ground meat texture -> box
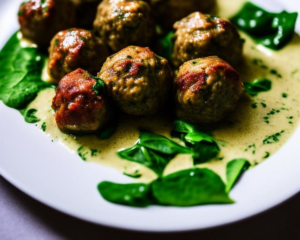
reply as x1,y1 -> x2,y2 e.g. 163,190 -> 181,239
98,46 -> 172,116
175,56 -> 244,124
18,0 -> 76,48
172,12 -> 244,68
52,68 -> 111,134
150,0 -> 216,30
48,28 -> 109,82
93,0 -> 155,52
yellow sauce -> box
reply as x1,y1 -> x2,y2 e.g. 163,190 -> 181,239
28,0 -> 300,183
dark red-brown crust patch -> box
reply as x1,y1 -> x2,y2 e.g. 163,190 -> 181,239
177,72 -> 207,92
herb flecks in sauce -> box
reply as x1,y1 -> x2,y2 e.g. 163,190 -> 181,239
263,130 -> 285,144
231,2 -> 298,50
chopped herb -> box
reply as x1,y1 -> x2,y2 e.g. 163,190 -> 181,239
251,102 -> 257,109
244,79 -> 272,96
92,77 -> 106,95
91,149 -> 98,157
54,39 -> 59,46
123,171 -> 142,179
77,146 -> 89,161
270,69 -> 282,78
80,36 -> 88,42
263,152 -> 270,159
261,102 -> 267,108
263,130 -> 285,144
282,93 -> 288,98
23,108 -> 40,123
41,122 -> 46,132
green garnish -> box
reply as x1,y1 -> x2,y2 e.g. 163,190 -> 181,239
244,79 -> 272,96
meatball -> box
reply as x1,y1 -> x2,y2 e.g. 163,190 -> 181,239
172,12 -> 243,68
98,46 -> 172,116
150,0 -> 216,30
175,56 -> 244,124
93,0 -> 155,52
70,0 -> 102,28
18,0 -> 76,48
52,68 -> 111,134
48,28 -> 109,82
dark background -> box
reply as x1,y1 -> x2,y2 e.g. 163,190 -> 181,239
0,176 -> 299,240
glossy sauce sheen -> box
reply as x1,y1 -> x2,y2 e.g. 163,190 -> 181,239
28,0 -> 300,183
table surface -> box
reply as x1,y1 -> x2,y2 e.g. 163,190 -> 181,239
0,176 -> 300,240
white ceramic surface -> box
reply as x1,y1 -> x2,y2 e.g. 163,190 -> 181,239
0,0 -> 300,232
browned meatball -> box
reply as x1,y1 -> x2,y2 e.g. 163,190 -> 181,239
52,68 -> 111,134
48,28 -> 109,82
175,56 -> 244,124
150,0 -> 216,30
93,0 -> 155,52
172,12 -> 244,68
98,46 -> 172,116
18,0 -> 76,48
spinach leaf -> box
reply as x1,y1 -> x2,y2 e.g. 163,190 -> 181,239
173,120 -> 214,143
98,181 -> 153,207
158,31 -> 174,61
173,120 -> 220,164
0,32 -> 50,109
244,79 -> 272,96
139,132 -> 192,155
118,143 -> 174,175
226,159 -> 251,192
23,108 -> 40,123
152,168 -> 233,206
231,2 -> 298,50
118,132 -> 192,175
193,142 -> 220,164
98,121 -> 118,140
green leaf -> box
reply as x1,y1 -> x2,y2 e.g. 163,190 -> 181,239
244,79 -> 272,96
193,141 -> 220,165
231,2 -> 298,50
98,181 -> 153,207
139,132 -> 192,155
158,31 -> 174,61
152,168 -> 234,206
226,159 -> 251,192
173,120 -> 220,164
118,132 -> 192,175
23,108 -> 40,123
92,77 -> 106,95
98,121 -> 118,139
118,144 -> 173,175
0,32 -> 50,109
174,120 -> 214,143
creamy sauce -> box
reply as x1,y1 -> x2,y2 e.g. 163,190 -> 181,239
28,0 -> 300,183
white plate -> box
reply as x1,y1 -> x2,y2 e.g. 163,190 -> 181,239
0,0 -> 300,232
